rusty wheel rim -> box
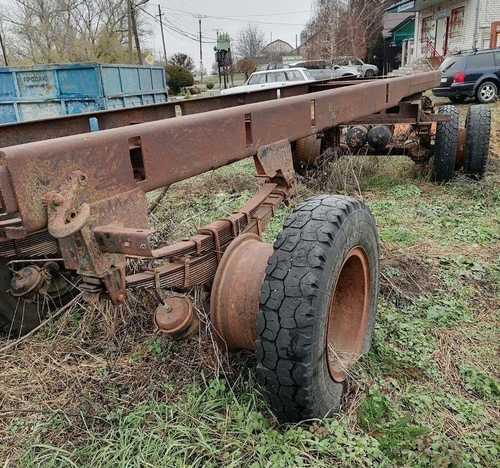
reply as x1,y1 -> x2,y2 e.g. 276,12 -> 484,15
326,246 -> 371,383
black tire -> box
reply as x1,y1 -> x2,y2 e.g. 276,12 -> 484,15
433,105 -> 459,182
464,105 -> 491,179
449,95 -> 466,104
256,195 -> 380,423
364,69 -> 375,78
0,262 -> 76,337
476,81 -> 497,104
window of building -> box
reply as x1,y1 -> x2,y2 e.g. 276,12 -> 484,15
449,7 -> 464,38
421,16 -> 434,41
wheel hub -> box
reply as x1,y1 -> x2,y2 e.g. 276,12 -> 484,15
10,266 -> 46,298
210,233 -> 273,351
326,247 -> 371,382
481,85 -> 495,101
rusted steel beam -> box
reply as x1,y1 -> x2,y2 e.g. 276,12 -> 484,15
0,71 -> 440,235
0,81 -> 331,148
0,76 -> 431,149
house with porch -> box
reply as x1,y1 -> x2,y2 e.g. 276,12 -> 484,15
387,0 -> 500,68
383,12 -> 416,73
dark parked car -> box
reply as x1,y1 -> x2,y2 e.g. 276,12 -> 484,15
433,48 -> 500,104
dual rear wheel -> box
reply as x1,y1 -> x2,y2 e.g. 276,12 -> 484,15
433,104 -> 491,182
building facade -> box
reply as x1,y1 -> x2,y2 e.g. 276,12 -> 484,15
383,12 -> 416,73
388,0 -> 500,65
258,40 -> 295,64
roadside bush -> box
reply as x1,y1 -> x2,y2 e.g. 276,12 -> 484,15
188,86 -> 202,95
166,65 -> 194,95
206,82 -> 215,90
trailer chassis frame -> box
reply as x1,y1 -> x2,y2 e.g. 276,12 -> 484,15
0,71 -> 441,318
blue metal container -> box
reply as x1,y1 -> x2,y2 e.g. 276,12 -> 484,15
0,63 -> 167,124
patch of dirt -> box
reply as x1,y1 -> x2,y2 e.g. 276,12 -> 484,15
380,253 -> 441,303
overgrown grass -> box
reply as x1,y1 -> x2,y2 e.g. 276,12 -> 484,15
1,103 -> 499,467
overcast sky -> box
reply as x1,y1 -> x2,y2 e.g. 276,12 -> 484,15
143,0 -> 314,70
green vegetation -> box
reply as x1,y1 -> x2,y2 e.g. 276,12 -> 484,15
166,65 -> 195,95
1,107 -> 499,467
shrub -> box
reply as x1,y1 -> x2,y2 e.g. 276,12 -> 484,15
236,58 -> 257,79
189,86 -> 202,95
206,82 -> 215,90
166,65 -> 194,95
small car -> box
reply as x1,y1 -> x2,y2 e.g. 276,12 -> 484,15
220,68 -> 314,96
332,56 -> 379,77
432,48 -> 500,104
290,60 -> 361,79
221,66 -> 359,96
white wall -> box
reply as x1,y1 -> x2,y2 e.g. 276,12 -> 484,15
412,0 -> 500,61
478,0 -> 500,47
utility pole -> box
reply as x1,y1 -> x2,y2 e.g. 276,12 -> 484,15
0,26 -> 8,66
130,1 -> 143,64
127,0 -> 133,63
158,4 -> 168,65
295,34 -> 298,51
198,17 -> 203,83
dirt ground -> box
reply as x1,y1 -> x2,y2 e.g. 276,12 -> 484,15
0,100 -> 498,467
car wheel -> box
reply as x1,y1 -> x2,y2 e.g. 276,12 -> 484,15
364,69 -> 375,78
464,105 -> 491,179
432,105 -> 460,182
476,81 -> 497,104
256,195 -> 379,423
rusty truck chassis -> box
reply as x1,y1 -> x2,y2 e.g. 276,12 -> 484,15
0,71 -> 442,333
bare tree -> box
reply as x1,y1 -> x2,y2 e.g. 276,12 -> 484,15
1,0 -> 150,64
236,58 -> 257,79
236,24 -> 265,59
168,52 -> 194,71
302,0 -> 392,60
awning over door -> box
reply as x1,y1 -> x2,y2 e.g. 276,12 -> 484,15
386,0 -> 447,13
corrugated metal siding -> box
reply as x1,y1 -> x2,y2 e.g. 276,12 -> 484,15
0,64 -> 167,125
58,67 -> 100,97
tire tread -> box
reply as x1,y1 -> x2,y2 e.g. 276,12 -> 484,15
256,195 -> 377,422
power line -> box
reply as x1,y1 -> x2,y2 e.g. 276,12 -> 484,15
137,6 -> 216,44
165,15 -> 216,41
203,15 -> 307,27
223,10 -> 311,18
160,5 -> 310,18
160,4 -> 307,27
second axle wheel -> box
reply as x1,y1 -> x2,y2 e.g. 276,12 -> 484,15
432,105 -> 460,182
256,195 -> 379,423
464,105 -> 491,179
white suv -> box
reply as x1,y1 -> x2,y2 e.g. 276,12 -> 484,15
221,68 -> 314,95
